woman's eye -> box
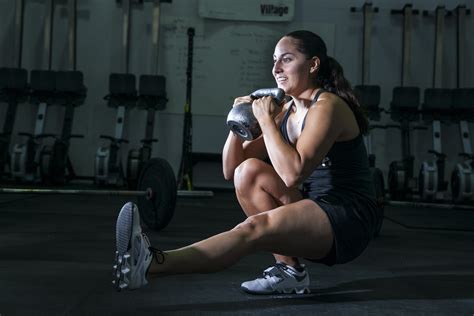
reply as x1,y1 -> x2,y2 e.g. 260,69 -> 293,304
273,57 -> 292,64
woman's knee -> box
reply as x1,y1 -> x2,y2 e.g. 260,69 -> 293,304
232,213 -> 271,248
233,158 -> 265,193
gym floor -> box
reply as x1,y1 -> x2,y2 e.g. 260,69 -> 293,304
0,190 -> 473,315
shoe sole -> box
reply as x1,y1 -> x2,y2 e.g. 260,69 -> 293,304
287,287 -> 310,295
241,286 -> 310,295
113,202 -> 135,291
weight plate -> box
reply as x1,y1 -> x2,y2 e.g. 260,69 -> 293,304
137,158 -> 177,231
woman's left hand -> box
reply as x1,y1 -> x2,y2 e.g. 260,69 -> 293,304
252,96 -> 281,124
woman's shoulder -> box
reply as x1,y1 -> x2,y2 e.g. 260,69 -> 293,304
305,92 -> 357,131
315,90 -> 339,104
308,91 -> 342,113
311,91 -> 350,113
311,92 -> 360,140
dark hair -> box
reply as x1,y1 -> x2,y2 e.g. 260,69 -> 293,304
285,30 -> 369,134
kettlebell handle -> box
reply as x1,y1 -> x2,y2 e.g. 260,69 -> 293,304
226,88 -> 286,141
250,88 -> 285,104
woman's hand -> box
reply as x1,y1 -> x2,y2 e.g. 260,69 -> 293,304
232,95 -> 253,107
252,96 -> 281,124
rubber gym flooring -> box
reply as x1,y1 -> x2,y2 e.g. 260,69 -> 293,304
0,190 -> 473,315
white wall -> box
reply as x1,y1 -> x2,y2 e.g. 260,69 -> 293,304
0,0 -> 473,188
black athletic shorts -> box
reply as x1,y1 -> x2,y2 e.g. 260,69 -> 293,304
302,193 -> 378,266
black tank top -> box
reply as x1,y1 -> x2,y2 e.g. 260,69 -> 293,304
279,90 -> 375,202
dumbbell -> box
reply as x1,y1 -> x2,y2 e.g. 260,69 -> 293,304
226,88 -> 285,141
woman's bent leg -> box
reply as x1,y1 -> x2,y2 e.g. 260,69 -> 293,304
234,158 -> 302,214
233,158 -> 303,266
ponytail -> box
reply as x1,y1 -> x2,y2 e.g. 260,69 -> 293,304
317,57 -> 369,134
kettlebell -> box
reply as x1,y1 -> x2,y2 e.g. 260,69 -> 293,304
226,88 -> 285,141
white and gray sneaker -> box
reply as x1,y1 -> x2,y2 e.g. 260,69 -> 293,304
113,202 -> 153,291
241,262 -> 310,295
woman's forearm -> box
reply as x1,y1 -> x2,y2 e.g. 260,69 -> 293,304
222,131 -> 245,180
260,119 -> 303,187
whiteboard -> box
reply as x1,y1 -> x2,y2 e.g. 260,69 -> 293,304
159,17 -> 335,116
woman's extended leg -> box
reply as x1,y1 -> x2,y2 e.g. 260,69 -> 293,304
147,199 -> 334,277
233,158 -> 304,266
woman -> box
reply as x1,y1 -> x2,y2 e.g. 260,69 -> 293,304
113,30 -> 381,294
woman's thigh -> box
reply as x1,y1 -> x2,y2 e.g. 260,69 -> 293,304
243,199 -> 334,261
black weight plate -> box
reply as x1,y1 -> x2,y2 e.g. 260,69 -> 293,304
136,158 -> 177,231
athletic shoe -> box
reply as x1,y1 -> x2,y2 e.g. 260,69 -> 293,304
113,202 -> 153,291
241,262 -> 310,294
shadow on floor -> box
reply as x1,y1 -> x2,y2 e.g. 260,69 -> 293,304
155,273 -> 474,312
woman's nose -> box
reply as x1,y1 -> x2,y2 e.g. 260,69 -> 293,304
273,62 -> 282,74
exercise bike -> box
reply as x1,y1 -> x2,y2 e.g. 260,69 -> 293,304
450,89 -> 474,202
95,73 -> 136,186
127,75 -> 167,188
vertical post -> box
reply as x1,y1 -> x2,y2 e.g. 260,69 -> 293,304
460,121 -> 472,155
361,2 -> 373,85
401,120 -> 411,174
456,5 -> 466,89
151,0 -> 161,75
401,5 -> 412,86
44,0 -> 55,70
122,0 -> 131,73
433,6 -> 445,88
13,0 -> 24,68
145,107 -> 156,139
177,28 -> 195,190
68,0 -> 77,71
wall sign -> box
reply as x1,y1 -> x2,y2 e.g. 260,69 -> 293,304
199,0 -> 295,22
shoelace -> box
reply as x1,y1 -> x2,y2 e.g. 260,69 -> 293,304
263,263 -> 286,279
263,263 -> 305,280
140,233 -> 165,264
149,247 -> 165,264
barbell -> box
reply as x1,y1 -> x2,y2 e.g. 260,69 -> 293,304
0,186 -> 213,198
0,158 -> 213,231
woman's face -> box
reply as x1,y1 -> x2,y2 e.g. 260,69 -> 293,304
272,36 -> 317,96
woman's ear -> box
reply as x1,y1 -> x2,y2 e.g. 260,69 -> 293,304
309,56 -> 321,73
